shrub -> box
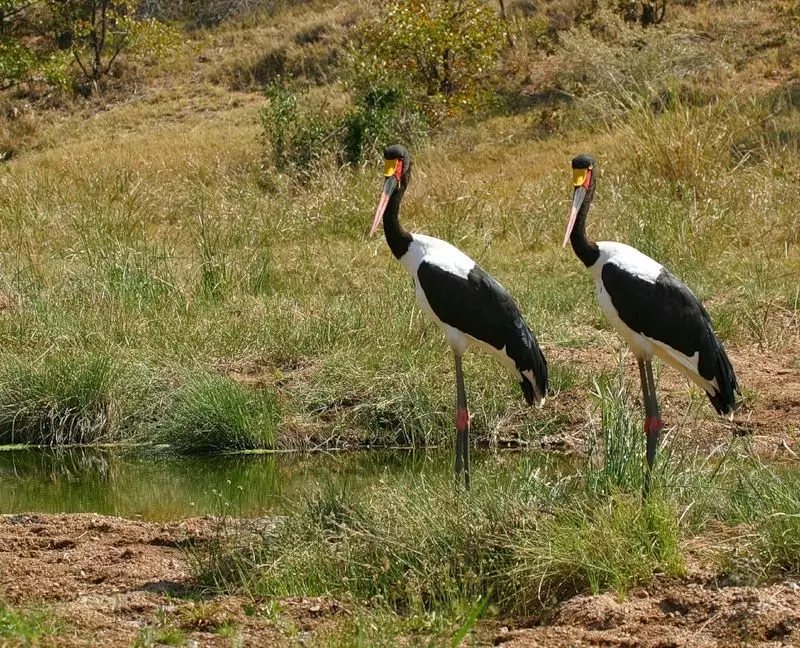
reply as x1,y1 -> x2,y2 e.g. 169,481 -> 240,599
0,353 -> 121,446
259,76 -> 427,176
352,0 -> 507,120
159,373 -> 280,453
48,0 -> 177,88
342,82 -> 429,167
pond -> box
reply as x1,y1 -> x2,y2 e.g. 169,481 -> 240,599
0,447 -> 561,520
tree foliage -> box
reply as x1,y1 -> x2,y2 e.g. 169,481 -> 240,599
0,1 -> 38,89
0,0 -> 174,93
48,0 -> 176,87
354,0 -> 507,118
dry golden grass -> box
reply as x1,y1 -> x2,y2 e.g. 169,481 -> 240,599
0,0 -> 797,452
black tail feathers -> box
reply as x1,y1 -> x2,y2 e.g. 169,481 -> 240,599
519,336 -> 548,406
707,340 -> 739,415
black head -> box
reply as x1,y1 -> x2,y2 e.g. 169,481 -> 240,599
571,153 -> 596,170
370,144 -> 412,236
382,144 -> 412,189
562,153 -> 597,247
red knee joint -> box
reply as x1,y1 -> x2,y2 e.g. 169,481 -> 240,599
644,416 -> 663,434
456,408 -> 471,430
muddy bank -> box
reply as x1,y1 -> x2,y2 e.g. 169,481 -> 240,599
2,514 -> 800,646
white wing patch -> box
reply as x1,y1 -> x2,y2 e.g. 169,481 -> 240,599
592,242 -> 663,284
649,339 -> 720,396
399,234 -> 476,279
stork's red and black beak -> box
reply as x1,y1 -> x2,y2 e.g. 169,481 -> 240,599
562,166 -> 592,247
370,158 -> 404,236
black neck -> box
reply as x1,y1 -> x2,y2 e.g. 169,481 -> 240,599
383,185 -> 413,259
570,178 -> 601,267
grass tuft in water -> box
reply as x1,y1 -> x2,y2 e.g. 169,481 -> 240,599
159,373 -> 280,453
0,353 -> 122,446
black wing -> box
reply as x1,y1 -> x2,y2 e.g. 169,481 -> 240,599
602,262 -> 738,414
416,261 -> 548,404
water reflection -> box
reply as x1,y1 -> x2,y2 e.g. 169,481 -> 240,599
0,448 -> 570,520
0,448 -> 466,520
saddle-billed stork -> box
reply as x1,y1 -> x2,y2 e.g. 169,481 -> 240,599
370,144 -> 548,488
563,154 -> 739,493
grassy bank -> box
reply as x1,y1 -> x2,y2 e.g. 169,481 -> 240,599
188,381 -> 800,643
0,0 -> 797,454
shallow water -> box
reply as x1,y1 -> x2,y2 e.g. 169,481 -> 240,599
0,447 -> 558,520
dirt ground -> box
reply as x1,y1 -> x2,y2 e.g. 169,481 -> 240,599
0,514 -> 345,647
1,513 -> 800,647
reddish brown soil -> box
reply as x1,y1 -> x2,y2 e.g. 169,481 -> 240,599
0,514 -> 341,647
3,514 -> 800,647
498,579 -> 800,647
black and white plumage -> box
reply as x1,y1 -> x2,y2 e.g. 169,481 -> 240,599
370,144 -> 548,487
563,153 -> 738,493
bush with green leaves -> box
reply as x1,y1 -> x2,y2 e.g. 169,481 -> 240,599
342,81 -> 429,167
47,0 -> 177,89
0,1 -> 70,90
259,77 -> 427,176
352,0 -> 507,120
259,78 -> 335,175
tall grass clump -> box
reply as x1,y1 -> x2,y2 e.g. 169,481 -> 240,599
192,459 -> 685,618
159,373 -> 280,453
613,99 -> 766,200
0,353 -> 123,445
584,364 -> 648,495
719,461 -> 800,579
508,494 -> 684,603
194,470 -> 545,615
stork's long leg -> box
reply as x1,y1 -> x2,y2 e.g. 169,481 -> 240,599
638,359 -> 663,497
454,353 -> 471,490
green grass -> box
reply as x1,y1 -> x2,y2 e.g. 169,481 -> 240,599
159,373 -> 280,452
190,457 -> 687,621
190,372 -> 688,619
0,1 -> 795,453
190,456 -> 800,636
187,370 -> 800,637
0,70 -> 795,452
0,1 -> 799,644
0,601 -> 58,644
0,352 -> 124,446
